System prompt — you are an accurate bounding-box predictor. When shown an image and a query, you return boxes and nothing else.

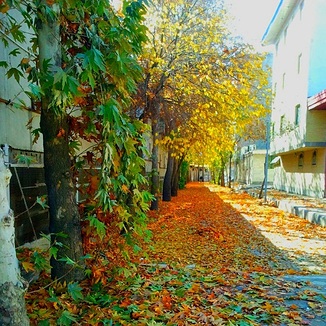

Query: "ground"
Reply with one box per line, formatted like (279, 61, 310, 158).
(24, 182, 326, 325)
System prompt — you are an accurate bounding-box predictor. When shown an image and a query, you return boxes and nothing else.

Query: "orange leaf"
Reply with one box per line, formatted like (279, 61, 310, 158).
(120, 298, 132, 308)
(162, 294, 172, 309)
(263, 301, 273, 312)
(56, 128, 65, 138)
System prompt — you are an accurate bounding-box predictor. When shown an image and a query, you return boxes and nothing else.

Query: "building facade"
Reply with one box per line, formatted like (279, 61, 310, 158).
(235, 141, 274, 186)
(0, 11, 48, 245)
(262, 0, 326, 198)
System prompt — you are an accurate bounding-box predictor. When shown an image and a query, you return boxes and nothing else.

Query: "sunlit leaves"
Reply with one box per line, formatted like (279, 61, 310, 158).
(137, 0, 271, 171)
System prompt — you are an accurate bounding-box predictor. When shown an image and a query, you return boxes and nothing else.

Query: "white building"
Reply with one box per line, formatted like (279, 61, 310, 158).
(0, 11, 48, 245)
(262, 0, 326, 198)
(236, 142, 274, 186)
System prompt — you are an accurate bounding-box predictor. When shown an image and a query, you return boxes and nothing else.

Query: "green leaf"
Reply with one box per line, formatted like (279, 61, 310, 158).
(80, 254, 92, 260)
(69, 140, 81, 152)
(49, 246, 58, 259)
(8, 48, 21, 56)
(32, 251, 49, 271)
(91, 47, 106, 72)
(123, 138, 137, 155)
(36, 195, 49, 209)
(29, 83, 44, 98)
(68, 282, 84, 302)
(57, 310, 78, 326)
(66, 75, 79, 94)
(87, 215, 107, 240)
(15, 154, 35, 166)
(6, 67, 23, 83)
(55, 232, 68, 238)
(53, 69, 67, 89)
(0, 61, 8, 68)
(58, 256, 76, 265)
(99, 98, 122, 124)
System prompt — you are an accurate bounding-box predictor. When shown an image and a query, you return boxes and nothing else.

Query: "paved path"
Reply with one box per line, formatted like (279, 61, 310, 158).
(244, 185, 326, 227)
(209, 184, 326, 324)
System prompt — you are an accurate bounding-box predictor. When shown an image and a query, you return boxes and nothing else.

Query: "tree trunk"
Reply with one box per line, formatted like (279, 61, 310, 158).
(37, 4, 85, 282)
(162, 150, 173, 201)
(0, 150, 29, 326)
(171, 157, 181, 197)
(219, 166, 225, 187)
(150, 117, 160, 210)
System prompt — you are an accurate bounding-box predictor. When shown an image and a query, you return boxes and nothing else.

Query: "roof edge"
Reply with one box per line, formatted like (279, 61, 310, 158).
(261, 0, 298, 46)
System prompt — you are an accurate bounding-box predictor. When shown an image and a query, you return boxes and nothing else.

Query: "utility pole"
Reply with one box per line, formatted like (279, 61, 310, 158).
(264, 117, 271, 202)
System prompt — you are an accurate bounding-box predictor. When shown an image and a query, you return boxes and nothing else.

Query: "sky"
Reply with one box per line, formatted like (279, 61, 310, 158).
(111, 0, 280, 50)
(224, 0, 280, 50)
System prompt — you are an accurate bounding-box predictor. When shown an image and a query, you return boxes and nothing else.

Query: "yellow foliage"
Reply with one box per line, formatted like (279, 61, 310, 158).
(139, 0, 271, 166)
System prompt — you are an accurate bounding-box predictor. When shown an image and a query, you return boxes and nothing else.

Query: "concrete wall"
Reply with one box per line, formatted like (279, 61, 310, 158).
(273, 148, 325, 198)
(306, 110, 326, 143)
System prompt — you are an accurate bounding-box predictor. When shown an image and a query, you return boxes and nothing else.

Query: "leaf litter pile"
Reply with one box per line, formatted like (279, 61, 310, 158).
(25, 183, 326, 325)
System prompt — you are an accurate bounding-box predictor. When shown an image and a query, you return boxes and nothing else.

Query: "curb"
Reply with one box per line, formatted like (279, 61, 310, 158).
(248, 192, 326, 228)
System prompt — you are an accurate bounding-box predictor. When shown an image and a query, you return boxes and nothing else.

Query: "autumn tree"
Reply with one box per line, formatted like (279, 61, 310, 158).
(134, 0, 270, 202)
(0, 0, 150, 284)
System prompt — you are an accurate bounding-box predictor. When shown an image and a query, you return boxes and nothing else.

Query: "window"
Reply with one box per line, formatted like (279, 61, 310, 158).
(312, 150, 317, 166)
(298, 153, 304, 167)
(10, 167, 48, 246)
(280, 115, 286, 134)
(297, 53, 302, 74)
(271, 122, 275, 139)
(295, 104, 301, 126)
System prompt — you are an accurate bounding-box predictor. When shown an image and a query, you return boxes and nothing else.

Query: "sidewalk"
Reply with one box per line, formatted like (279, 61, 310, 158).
(208, 183, 326, 325)
(240, 185, 326, 227)
(24, 182, 326, 325)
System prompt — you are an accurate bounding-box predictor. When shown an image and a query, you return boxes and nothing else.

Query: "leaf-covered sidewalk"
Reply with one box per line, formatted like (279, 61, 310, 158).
(26, 182, 326, 325)
(146, 183, 296, 274)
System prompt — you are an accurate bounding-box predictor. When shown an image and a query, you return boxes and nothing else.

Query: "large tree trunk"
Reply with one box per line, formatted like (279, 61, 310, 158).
(38, 4, 85, 282)
(0, 150, 29, 325)
(162, 150, 173, 201)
